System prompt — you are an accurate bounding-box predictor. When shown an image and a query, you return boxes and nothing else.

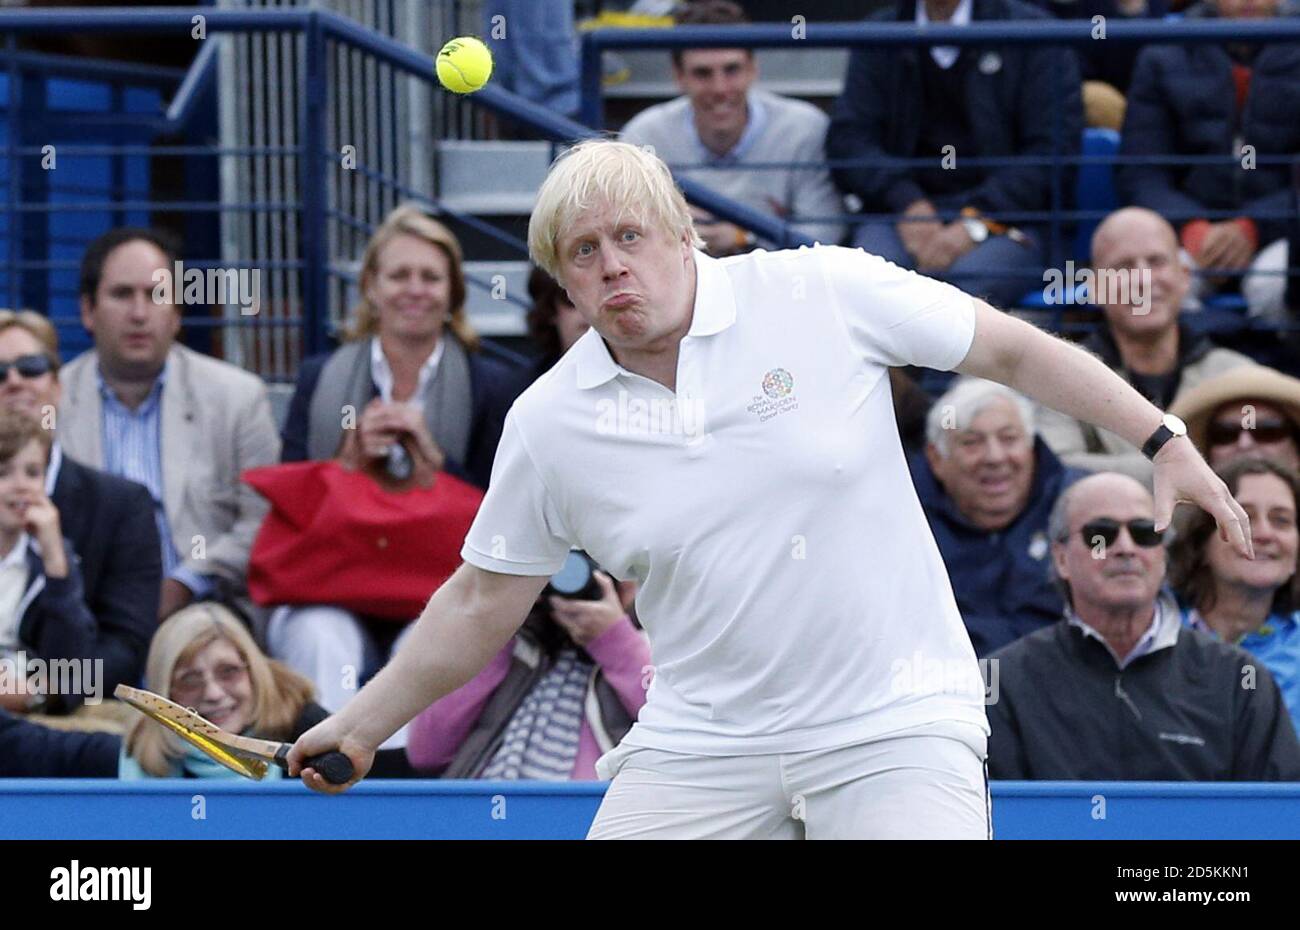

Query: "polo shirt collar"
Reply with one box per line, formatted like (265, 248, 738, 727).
(1067, 592, 1182, 669)
(573, 249, 737, 390)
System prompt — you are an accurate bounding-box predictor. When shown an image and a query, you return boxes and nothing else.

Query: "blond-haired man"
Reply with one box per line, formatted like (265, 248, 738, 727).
(292, 140, 1251, 840)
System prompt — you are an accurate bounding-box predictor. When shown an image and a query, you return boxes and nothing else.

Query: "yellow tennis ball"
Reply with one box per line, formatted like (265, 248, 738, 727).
(437, 36, 493, 94)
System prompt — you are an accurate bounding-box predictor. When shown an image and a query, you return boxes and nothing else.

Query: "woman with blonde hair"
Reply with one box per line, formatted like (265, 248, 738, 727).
(0, 602, 414, 777)
(271, 204, 527, 742)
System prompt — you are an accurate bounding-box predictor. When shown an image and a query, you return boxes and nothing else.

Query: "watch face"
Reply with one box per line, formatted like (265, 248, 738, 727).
(1164, 414, 1188, 436)
(963, 219, 988, 243)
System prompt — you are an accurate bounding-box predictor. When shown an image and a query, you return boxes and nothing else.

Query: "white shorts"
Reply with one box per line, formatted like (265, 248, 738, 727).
(588, 722, 991, 840)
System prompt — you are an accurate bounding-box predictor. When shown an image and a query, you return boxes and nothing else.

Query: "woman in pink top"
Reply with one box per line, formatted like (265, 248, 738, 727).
(406, 566, 649, 780)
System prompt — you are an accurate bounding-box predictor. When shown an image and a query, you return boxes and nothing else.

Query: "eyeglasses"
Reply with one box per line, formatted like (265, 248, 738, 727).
(1078, 518, 1165, 549)
(0, 354, 52, 381)
(1206, 419, 1295, 448)
(170, 663, 249, 702)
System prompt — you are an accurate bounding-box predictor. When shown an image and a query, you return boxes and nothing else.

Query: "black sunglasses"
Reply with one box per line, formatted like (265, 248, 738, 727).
(1079, 518, 1164, 549)
(1206, 419, 1295, 448)
(0, 354, 52, 381)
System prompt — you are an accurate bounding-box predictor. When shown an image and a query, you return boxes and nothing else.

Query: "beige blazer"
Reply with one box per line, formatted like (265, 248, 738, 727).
(58, 344, 280, 589)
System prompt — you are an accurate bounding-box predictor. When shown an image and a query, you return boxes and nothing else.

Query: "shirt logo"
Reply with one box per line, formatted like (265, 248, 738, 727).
(748, 368, 799, 423)
(762, 368, 794, 399)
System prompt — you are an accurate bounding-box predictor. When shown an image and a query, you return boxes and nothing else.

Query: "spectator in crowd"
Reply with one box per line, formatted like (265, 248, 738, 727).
(0, 310, 160, 712)
(1119, 0, 1300, 319)
(0, 411, 99, 715)
(1027, 0, 1172, 128)
(1036, 207, 1253, 483)
(57, 228, 280, 621)
(827, 0, 1083, 307)
(1169, 457, 1300, 732)
(619, 0, 846, 253)
(1170, 365, 1300, 471)
(484, 0, 580, 124)
(407, 564, 650, 780)
(0, 602, 414, 778)
(273, 205, 526, 744)
(525, 265, 589, 380)
(911, 378, 1087, 656)
(987, 472, 1300, 779)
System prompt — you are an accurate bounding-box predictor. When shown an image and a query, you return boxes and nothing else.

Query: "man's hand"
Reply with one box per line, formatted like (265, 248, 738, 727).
(916, 221, 978, 272)
(286, 714, 374, 795)
(1152, 436, 1253, 558)
(550, 571, 625, 646)
(1196, 221, 1255, 274)
(22, 492, 66, 579)
(896, 199, 941, 260)
(0, 680, 30, 713)
(158, 578, 195, 620)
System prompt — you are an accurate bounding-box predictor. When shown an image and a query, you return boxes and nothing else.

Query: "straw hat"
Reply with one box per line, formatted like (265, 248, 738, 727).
(1169, 365, 1300, 454)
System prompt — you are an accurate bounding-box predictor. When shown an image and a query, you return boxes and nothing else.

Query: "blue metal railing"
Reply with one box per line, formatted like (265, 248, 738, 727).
(579, 19, 1300, 334)
(1, 9, 1298, 369)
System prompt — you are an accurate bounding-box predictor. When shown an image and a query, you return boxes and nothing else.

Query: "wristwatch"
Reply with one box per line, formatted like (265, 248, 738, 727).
(960, 217, 989, 243)
(1141, 413, 1188, 460)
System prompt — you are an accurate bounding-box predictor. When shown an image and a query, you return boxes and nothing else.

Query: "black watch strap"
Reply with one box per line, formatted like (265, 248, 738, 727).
(1141, 423, 1176, 460)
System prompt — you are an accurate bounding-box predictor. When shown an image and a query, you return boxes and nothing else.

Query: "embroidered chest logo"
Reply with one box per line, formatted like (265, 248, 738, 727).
(747, 368, 799, 422)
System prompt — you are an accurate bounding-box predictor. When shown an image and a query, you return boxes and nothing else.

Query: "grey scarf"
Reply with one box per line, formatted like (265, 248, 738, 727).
(306, 336, 473, 464)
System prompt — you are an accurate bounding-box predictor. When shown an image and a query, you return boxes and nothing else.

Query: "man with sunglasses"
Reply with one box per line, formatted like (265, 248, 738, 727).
(0, 310, 161, 714)
(1171, 365, 1300, 473)
(986, 472, 1300, 780)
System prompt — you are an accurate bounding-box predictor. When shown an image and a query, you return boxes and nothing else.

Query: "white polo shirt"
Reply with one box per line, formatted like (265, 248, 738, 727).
(461, 246, 989, 757)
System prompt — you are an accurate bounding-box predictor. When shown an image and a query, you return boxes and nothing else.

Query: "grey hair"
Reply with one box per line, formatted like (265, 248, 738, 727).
(925, 377, 1036, 456)
(1045, 481, 1080, 606)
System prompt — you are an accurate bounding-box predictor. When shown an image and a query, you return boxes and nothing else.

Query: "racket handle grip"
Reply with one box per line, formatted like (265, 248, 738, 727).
(276, 745, 355, 785)
(305, 751, 355, 785)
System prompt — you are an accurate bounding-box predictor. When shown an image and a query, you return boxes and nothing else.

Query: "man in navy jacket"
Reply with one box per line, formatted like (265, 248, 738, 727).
(911, 377, 1087, 656)
(1119, 0, 1300, 314)
(828, 0, 1083, 307)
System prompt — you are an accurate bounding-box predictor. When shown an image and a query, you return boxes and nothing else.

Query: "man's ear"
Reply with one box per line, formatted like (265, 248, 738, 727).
(1051, 542, 1070, 584)
(79, 296, 94, 335)
(924, 442, 944, 477)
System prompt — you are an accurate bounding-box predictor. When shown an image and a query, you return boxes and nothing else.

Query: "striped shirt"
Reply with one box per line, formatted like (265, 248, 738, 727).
(97, 362, 213, 598)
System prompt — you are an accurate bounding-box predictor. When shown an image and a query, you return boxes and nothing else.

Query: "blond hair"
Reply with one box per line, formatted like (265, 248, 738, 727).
(528, 139, 704, 283)
(124, 602, 315, 777)
(347, 203, 480, 351)
(0, 309, 60, 372)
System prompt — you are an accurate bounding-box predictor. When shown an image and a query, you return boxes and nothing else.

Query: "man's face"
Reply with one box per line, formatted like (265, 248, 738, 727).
(555, 200, 695, 356)
(1206, 400, 1300, 471)
(1205, 471, 1298, 597)
(1093, 213, 1188, 340)
(80, 239, 180, 378)
(673, 49, 756, 139)
(1216, 0, 1281, 18)
(0, 328, 59, 422)
(925, 397, 1036, 531)
(1053, 476, 1166, 616)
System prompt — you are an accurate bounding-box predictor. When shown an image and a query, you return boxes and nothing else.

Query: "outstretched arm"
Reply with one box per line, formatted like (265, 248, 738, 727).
(955, 298, 1252, 555)
(287, 563, 549, 792)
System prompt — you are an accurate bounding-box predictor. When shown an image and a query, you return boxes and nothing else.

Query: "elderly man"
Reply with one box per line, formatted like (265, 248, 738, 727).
(987, 472, 1300, 779)
(913, 378, 1086, 656)
(58, 228, 280, 620)
(1170, 365, 1300, 472)
(1037, 207, 1252, 484)
(619, 0, 845, 252)
(292, 140, 1249, 840)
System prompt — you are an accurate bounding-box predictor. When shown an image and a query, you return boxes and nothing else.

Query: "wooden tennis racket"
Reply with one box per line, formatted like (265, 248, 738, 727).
(114, 684, 354, 784)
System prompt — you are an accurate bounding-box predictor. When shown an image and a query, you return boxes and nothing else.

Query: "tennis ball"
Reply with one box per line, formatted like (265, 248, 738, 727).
(437, 36, 493, 94)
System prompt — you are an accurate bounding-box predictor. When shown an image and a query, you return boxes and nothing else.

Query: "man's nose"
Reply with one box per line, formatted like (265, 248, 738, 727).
(600, 248, 628, 278)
